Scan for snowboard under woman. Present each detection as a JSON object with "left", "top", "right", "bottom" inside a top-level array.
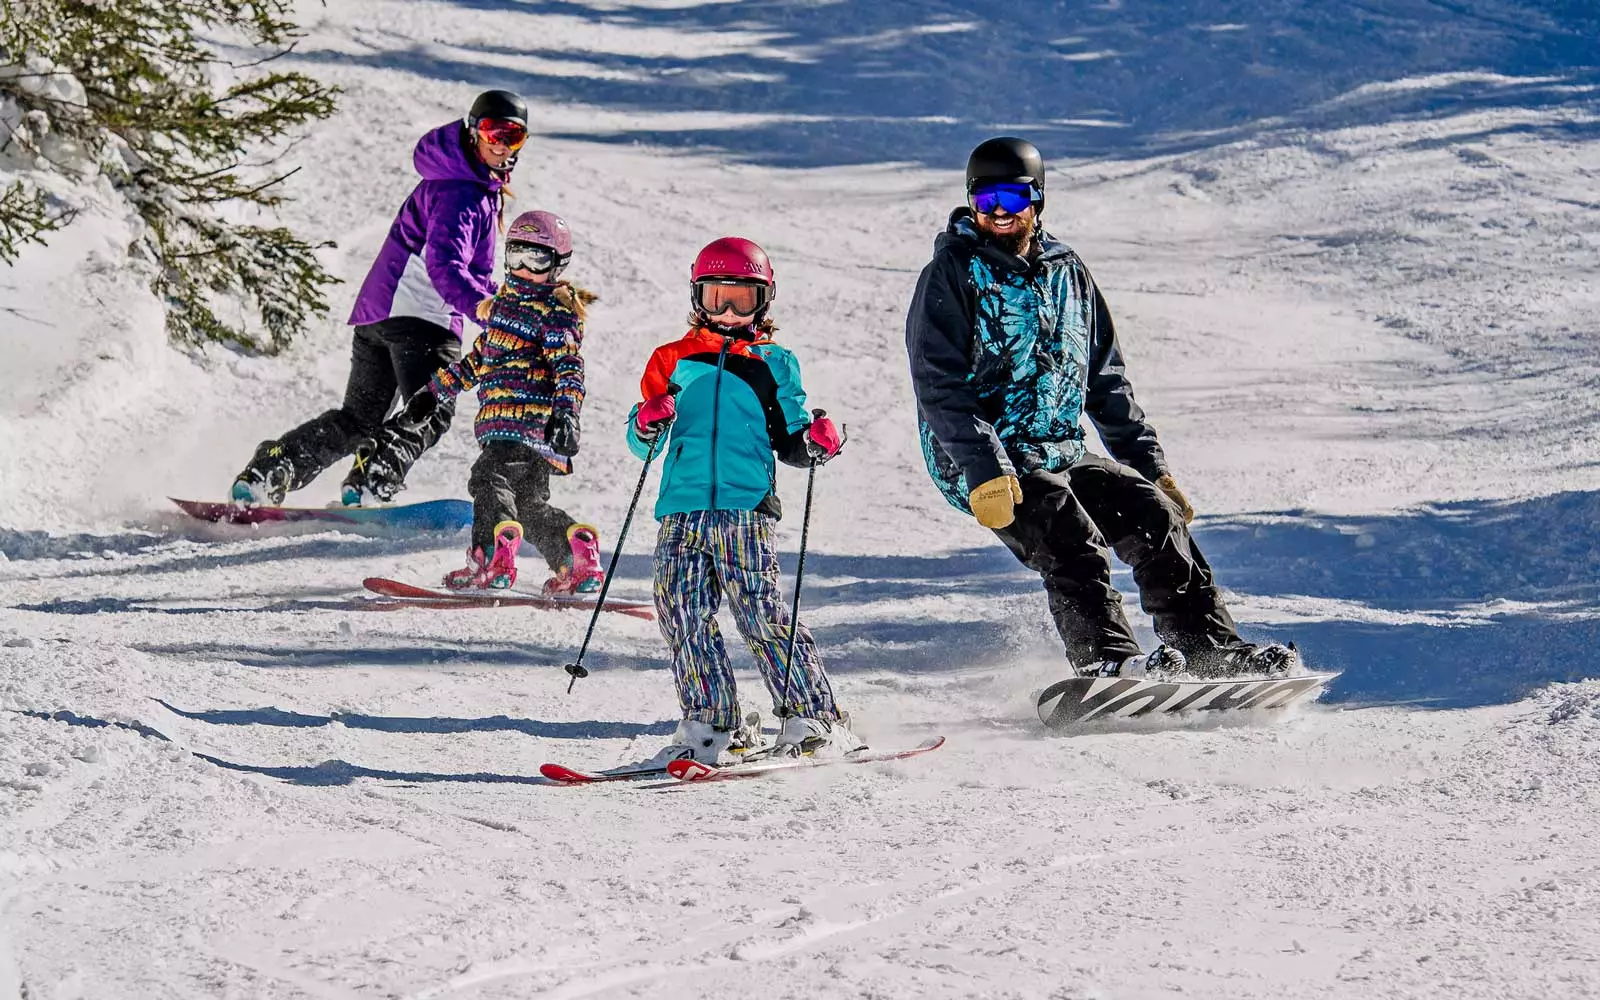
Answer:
[
  {"left": 368, "top": 210, "right": 605, "bottom": 594},
  {"left": 625, "top": 237, "right": 858, "bottom": 765}
]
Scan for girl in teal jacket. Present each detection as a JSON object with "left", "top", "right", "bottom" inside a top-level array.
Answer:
[{"left": 625, "top": 238, "right": 856, "bottom": 766}]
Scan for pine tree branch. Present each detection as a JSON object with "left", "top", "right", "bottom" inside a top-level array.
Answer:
[{"left": 7, "top": 0, "right": 342, "bottom": 353}]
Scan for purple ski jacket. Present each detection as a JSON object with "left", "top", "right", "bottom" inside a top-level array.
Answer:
[{"left": 348, "top": 122, "right": 503, "bottom": 338}]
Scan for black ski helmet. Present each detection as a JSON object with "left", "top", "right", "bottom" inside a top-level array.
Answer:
[
  {"left": 466, "top": 89, "right": 528, "bottom": 130},
  {"left": 966, "top": 136, "right": 1045, "bottom": 211}
]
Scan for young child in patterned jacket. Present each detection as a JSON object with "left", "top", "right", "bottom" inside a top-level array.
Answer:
[
  {"left": 367, "top": 210, "right": 604, "bottom": 593},
  {"left": 626, "top": 236, "right": 859, "bottom": 765}
]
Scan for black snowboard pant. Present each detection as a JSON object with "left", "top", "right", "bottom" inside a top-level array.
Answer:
[
  {"left": 992, "top": 455, "right": 1241, "bottom": 670},
  {"left": 469, "top": 440, "right": 578, "bottom": 572},
  {"left": 272, "top": 317, "right": 460, "bottom": 492}
]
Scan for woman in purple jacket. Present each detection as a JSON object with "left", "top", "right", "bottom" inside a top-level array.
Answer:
[{"left": 231, "top": 90, "right": 528, "bottom": 506}]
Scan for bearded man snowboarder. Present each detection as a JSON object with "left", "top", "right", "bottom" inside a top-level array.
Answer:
[{"left": 905, "top": 136, "right": 1297, "bottom": 679}]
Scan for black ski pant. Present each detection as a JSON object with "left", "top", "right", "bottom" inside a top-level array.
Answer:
[
  {"left": 991, "top": 455, "right": 1240, "bottom": 670},
  {"left": 469, "top": 440, "right": 578, "bottom": 571},
  {"left": 273, "top": 317, "right": 460, "bottom": 492}
]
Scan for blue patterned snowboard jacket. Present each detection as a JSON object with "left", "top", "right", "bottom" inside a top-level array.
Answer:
[{"left": 906, "top": 208, "right": 1168, "bottom": 514}]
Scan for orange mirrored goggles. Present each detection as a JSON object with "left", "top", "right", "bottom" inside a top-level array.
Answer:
[
  {"left": 475, "top": 118, "right": 528, "bottom": 152},
  {"left": 694, "top": 279, "right": 771, "bottom": 317}
]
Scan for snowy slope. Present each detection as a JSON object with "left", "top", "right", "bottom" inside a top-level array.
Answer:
[{"left": 3, "top": 0, "right": 1600, "bottom": 996}]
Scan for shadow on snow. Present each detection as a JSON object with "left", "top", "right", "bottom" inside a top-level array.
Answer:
[
  {"left": 11, "top": 493, "right": 1600, "bottom": 713},
  {"left": 153, "top": 698, "right": 677, "bottom": 740},
  {"left": 13, "top": 708, "right": 591, "bottom": 787},
  {"left": 1194, "top": 489, "right": 1600, "bottom": 709}
]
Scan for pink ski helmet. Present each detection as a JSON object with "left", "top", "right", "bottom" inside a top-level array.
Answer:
[
  {"left": 690, "top": 237, "right": 775, "bottom": 324},
  {"left": 506, "top": 210, "right": 572, "bottom": 255},
  {"left": 691, "top": 236, "right": 774, "bottom": 285}
]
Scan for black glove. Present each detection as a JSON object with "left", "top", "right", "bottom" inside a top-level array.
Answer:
[
  {"left": 545, "top": 408, "right": 580, "bottom": 457},
  {"left": 396, "top": 390, "right": 438, "bottom": 430}
]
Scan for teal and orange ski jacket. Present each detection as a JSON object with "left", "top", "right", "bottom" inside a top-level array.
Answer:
[{"left": 625, "top": 326, "right": 813, "bottom": 520}]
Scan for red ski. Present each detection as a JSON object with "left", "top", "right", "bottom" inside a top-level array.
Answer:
[
  {"left": 666, "top": 736, "right": 945, "bottom": 782},
  {"left": 363, "top": 577, "right": 654, "bottom": 621},
  {"left": 540, "top": 761, "right": 675, "bottom": 784}
]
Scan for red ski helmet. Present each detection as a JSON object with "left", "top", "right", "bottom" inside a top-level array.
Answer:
[{"left": 690, "top": 237, "right": 775, "bottom": 324}]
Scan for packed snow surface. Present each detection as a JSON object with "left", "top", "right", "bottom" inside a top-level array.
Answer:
[{"left": 3, "top": 0, "right": 1598, "bottom": 996}]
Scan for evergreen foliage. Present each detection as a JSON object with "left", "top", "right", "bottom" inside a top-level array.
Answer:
[{"left": 0, "top": 0, "right": 339, "bottom": 353}]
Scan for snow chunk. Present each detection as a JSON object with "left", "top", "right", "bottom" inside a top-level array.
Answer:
[{"left": 1542, "top": 681, "right": 1600, "bottom": 727}]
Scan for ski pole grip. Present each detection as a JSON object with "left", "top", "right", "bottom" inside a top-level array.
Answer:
[{"left": 807, "top": 408, "right": 846, "bottom": 457}]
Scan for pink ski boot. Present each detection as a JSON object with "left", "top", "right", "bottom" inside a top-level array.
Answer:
[
  {"left": 444, "top": 521, "right": 522, "bottom": 590},
  {"left": 543, "top": 523, "right": 604, "bottom": 595}
]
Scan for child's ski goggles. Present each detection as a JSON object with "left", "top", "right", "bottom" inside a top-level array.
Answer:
[
  {"left": 505, "top": 243, "right": 567, "bottom": 274},
  {"left": 475, "top": 117, "right": 528, "bottom": 152},
  {"left": 968, "top": 182, "right": 1038, "bottom": 216},
  {"left": 694, "top": 279, "right": 771, "bottom": 317}
]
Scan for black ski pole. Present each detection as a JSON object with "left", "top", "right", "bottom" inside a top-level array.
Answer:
[
  {"left": 774, "top": 409, "right": 835, "bottom": 718},
  {"left": 564, "top": 430, "right": 662, "bottom": 694}
]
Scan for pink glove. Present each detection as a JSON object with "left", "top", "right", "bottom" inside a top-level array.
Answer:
[
  {"left": 805, "top": 415, "right": 845, "bottom": 463},
  {"left": 635, "top": 393, "right": 676, "bottom": 438}
]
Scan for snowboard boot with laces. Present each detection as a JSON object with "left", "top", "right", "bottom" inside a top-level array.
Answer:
[
  {"left": 1189, "top": 641, "right": 1299, "bottom": 679},
  {"left": 773, "top": 712, "right": 866, "bottom": 758},
  {"left": 232, "top": 441, "right": 294, "bottom": 506},
  {"left": 544, "top": 524, "right": 604, "bottom": 595},
  {"left": 1076, "top": 644, "right": 1188, "bottom": 679},
  {"left": 443, "top": 521, "right": 523, "bottom": 590},
  {"left": 341, "top": 439, "right": 405, "bottom": 506}
]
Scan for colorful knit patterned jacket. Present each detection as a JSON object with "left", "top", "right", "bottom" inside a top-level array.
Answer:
[{"left": 429, "top": 274, "right": 592, "bottom": 472}]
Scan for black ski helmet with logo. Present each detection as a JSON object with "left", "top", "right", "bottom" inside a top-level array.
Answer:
[{"left": 965, "top": 136, "right": 1045, "bottom": 212}]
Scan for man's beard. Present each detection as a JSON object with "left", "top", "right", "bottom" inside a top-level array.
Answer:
[{"left": 981, "top": 215, "right": 1036, "bottom": 256}]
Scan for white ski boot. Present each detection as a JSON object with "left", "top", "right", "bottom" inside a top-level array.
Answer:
[
  {"left": 773, "top": 713, "right": 866, "bottom": 758},
  {"left": 643, "top": 719, "right": 733, "bottom": 767}
]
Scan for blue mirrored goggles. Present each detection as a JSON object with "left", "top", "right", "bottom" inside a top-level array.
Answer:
[{"left": 969, "top": 182, "right": 1039, "bottom": 216}]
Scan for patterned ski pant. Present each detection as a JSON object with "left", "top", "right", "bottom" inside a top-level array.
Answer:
[{"left": 654, "top": 510, "right": 840, "bottom": 730}]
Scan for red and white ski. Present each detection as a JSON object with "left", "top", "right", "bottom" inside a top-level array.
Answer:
[
  {"left": 666, "top": 736, "right": 946, "bottom": 783},
  {"left": 540, "top": 761, "right": 674, "bottom": 784},
  {"left": 541, "top": 740, "right": 784, "bottom": 785},
  {"left": 362, "top": 577, "right": 654, "bottom": 620}
]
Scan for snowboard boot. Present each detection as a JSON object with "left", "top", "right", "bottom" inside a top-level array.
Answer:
[
  {"left": 773, "top": 712, "right": 866, "bottom": 758},
  {"left": 443, "top": 521, "right": 523, "bottom": 590},
  {"left": 1188, "top": 641, "right": 1299, "bottom": 679},
  {"left": 642, "top": 719, "right": 733, "bottom": 767},
  {"left": 341, "top": 439, "right": 405, "bottom": 506},
  {"left": 232, "top": 441, "right": 294, "bottom": 506},
  {"left": 1076, "top": 644, "right": 1187, "bottom": 680},
  {"left": 543, "top": 523, "right": 604, "bottom": 595}
]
